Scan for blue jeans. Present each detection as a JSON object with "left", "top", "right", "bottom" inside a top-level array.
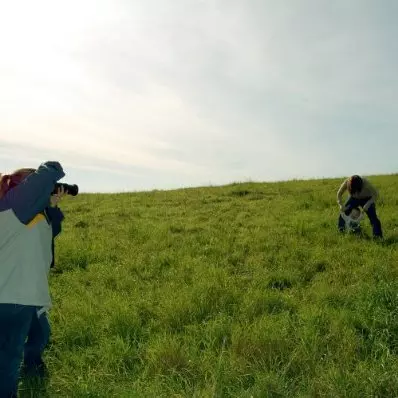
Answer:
[
  {"left": 338, "top": 196, "right": 383, "bottom": 237},
  {"left": 0, "top": 305, "right": 50, "bottom": 397},
  {"left": 24, "top": 310, "right": 50, "bottom": 369}
]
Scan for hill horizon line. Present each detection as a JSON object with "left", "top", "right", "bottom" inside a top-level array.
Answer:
[{"left": 76, "top": 171, "right": 398, "bottom": 195}]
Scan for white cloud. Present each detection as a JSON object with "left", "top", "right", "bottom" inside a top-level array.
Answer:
[{"left": 0, "top": 0, "right": 397, "bottom": 191}]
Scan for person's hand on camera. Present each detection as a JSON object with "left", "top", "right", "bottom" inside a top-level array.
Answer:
[{"left": 50, "top": 185, "right": 66, "bottom": 207}]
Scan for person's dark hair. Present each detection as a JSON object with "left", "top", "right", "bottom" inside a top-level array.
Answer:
[
  {"left": 348, "top": 175, "right": 363, "bottom": 195},
  {"left": 0, "top": 168, "right": 36, "bottom": 199}
]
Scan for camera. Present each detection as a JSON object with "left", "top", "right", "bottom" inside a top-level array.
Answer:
[{"left": 52, "top": 183, "right": 79, "bottom": 196}]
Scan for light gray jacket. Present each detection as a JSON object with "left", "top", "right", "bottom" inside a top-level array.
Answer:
[{"left": 0, "top": 161, "right": 65, "bottom": 309}]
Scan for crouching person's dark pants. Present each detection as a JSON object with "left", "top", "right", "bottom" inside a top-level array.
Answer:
[{"left": 338, "top": 196, "right": 383, "bottom": 237}]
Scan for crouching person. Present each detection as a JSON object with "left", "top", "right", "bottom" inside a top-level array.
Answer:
[
  {"left": 337, "top": 175, "right": 383, "bottom": 238},
  {"left": 0, "top": 161, "right": 66, "bottom": 397}
]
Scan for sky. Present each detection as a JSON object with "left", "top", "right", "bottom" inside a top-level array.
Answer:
[{"left": 0, "top": 0, "right": 397, "bottom": 192}]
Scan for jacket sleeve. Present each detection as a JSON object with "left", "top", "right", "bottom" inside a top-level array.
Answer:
[{"left": 4, "top": 161, "right": 65, "bottom": 224}]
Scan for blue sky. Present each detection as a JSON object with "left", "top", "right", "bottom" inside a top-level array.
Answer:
[{"left": 0, "top": 0, "right": 397, "bottom": 192}]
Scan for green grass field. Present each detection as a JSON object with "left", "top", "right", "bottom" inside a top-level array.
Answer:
[{"left": 20, "top": 175, "right": 398, "bottom": 397}]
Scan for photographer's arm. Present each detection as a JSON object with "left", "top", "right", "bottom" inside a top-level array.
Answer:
[
  {"left": 46, "top": 206, "right": 64, "bottom": 238},
  {"left": 5, "top": 161, "right": 65, "bottom": 224},
  {"left": 47, "top": 206, "right": 65, "bottom": 269}
]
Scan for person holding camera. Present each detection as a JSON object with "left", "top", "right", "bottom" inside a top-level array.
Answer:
[
  {"left": 337, "top": 175, "right": 383, "bottom": 238},
  {"left": 0, "top": 161, "right": 68, "bottom": 397}
]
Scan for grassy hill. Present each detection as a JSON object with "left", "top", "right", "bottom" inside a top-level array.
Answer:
[{"left": 20, "top": 175, "right": 398, "bottom": 397}]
